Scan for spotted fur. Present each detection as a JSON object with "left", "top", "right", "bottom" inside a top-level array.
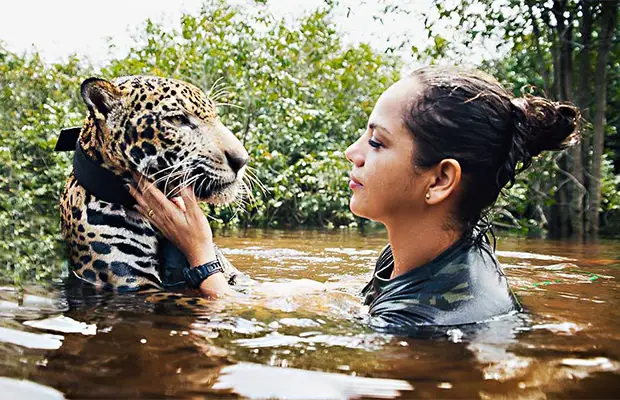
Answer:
[{"left": 59, "top": 76, "right": 249, "bottom": 291}]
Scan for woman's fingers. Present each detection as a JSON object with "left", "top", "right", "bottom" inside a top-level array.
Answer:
[
  {"left": 127, "top": 183, "right": 166, "bottom": 225},
  {"left": 128, "top": 174, "right": 170, "bottom": 221},
  {"left": 180, "top": 185, "right": 196, "bottom": 202},
  {"left": 135, "top": 203, "right": 161, "bottom": 229},
  {"left": 170, "top": 196, "right": 187, "bottom": 213},
  {"left": 180, "top": 186, "right": 201, "bottom": 215},
  {"left": 132, "top": 172, "right": 169, "bottom": 209},
  {"left": 128, "top": 173, "right": 197, "bottom": 226},
  {"left": 127, "top": 175, "right": 215, "bottom": 268}
]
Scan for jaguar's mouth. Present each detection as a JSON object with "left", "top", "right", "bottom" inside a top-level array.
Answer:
[
  {"left": 146, "top": 161, "right": 241, "bottom": 204},
  {"left": 149, "top": 175, "right": 237, "bottom": 204},
  {"left": 193, "top": 177, "right": 235, "bottom": 200}
]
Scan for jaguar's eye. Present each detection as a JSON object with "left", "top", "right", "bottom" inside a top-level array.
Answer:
[{"left": 163, "top": 114, "right": 192, "bottom": 127}]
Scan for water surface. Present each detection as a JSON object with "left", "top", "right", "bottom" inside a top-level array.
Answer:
[{"left": 1, "top": 229, "right": 618, "bottom": 399}]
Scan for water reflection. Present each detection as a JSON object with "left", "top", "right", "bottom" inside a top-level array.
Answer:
[
  {"left": 0, "top": 230, "right": 618, "bottom": 398},
  {"left": 212, "top": 362, "right": 413, "bottom": 399},
  {"left": 0, "top": 327, "right": 64, "bottom": 350},
  {"left": 0, "top": 376, "right": 64, "bottom": 400}
]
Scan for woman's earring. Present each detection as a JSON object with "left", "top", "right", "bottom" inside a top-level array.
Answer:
[{"left": 425, "top": 192, "right": 431, "bottom": 200}]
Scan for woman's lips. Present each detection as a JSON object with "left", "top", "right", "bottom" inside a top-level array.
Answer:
[{"left": 349, "top": 175, "right": 363, "bottom": 190}]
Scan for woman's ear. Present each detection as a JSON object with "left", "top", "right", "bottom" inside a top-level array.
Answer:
[{"left": 425, "top": 159, "right": 461, "bottom": 205}]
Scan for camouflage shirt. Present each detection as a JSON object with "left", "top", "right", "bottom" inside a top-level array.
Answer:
[{"left": 361, "top": 236, "right": 521, "bottom": 332}]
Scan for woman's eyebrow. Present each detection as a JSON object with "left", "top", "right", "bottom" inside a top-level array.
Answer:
[{"left": 368, "top": 122, "right": 392, "bottom": 136}]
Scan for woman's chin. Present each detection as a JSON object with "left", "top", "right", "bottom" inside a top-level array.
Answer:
[{"left": 349, "top": 198, "right": 370, "bottom": 219}]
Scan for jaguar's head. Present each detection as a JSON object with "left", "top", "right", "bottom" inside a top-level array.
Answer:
[{"left": 80, "top": 75, "right": 249, "bottom": 204}]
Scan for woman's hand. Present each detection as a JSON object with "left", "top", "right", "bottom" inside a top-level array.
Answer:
[
  {"left": 127, "top": 174, "right": 231, "bottom": 298},
  {"left": 128, "top": 173, "right": 215, "bottom": 265}
]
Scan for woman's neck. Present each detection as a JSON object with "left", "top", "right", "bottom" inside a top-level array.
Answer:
[{"left": 385, "top": 214, "right": 462, "bottom": 279}]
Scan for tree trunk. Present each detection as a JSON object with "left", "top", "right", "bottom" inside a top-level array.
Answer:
[
  {"left": 578, "top": 0, "right": 593, "bottom": 235},
  {"left": 553, "top": 0, "right": 573, "bottom": 102},
  {"left": 547, "top": 6, "right": 564, "bottom": 237},
  {"left": 588, "top": 0, "right": 619, "bottom": 236},
  {"left": 550, "top": 40, "right": 560, "bottom": 100},
  {"left": 551, "top": 0, "right": 580, "bottom": 238},
  {"left": 527, "top": 0, "right": 552, "bottom": 95},
  {"left": 565, "top": 0, "right": 596, "bottom": 240}
]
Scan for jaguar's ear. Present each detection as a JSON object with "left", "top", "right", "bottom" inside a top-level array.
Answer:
[{"left": 80, "top": 77, "right": 122, "bottom": 120}]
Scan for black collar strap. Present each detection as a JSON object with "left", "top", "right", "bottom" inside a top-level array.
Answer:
[{"left": 55, "top": 127, "right": 136, "bottom": 208}]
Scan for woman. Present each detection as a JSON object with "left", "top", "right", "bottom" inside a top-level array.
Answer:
[{"left": 128, "top": 66, "right": 580, "bottom": 332}]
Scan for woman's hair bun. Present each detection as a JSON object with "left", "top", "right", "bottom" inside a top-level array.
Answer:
[{"left": 510, "top": 95, "right": 581, "bottom": 160}]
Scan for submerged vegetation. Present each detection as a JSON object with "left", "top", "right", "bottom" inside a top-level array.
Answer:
[{"left": 1, "top": 0, "right": 618, "bottom": 283}]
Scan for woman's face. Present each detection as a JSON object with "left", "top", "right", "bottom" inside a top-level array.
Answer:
[{"left": 345, "top": 77, "right": 427, "bottom": 223}]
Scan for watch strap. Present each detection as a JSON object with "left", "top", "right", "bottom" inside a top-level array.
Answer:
[{"left": 183, "top": 260, "right": 223, "bottom": 289}]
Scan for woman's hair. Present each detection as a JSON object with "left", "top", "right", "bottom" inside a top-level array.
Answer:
[{"left": 404, "top": 66, "right": 581, "bottom": 234}]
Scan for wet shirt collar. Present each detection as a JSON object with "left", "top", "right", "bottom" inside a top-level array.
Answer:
[{"left": 368, "top": 235, "right": 474, "bottom": 299}]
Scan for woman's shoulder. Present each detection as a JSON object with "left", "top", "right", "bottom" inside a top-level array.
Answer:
[{"left": 366, "top": 238, "right": 521, "bottom": 331}]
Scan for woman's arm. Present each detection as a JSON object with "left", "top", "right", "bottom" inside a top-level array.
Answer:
[{"left": 127, "top": 174, "right": 231, "bottom": 298}]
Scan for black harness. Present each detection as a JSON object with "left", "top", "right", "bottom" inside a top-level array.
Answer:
[{"left": 55, "top": 127, "right": 135, "bottom": 207}]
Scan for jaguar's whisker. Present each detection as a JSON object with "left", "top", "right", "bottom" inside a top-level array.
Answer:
[
  {"left": 241, "top": 177, "right": 257, "bottom": 205},
  {"left": 150, "top": 159, "right": 190, "bottom": 177},
  {"left": 207, "top": 76, "right": 225, "bottom": 98},
  {"left": 244, "top": 169, "right": 267, "bottom": 195},
  {"left": 161, "top": 160, "right": 193, "bottom": 195},
  {"left": 151, "top": 162, "right": 189, "bottom": 184},
  {"left": 198, "top": 175, "right": 212, "bottom": 197},
  {"left": 149, "top": 158, "right": 193, "bottom": 192},
  {"left": 161, "top": 168, "right": 186, "bottom": 195},
  {"left": 215, "top": 102, "right": 244, "bottom": 110},
  {"left": 210, "top": 87, "right": 230, "bottom": 102},
  {"left": 169, "top": 175, "right": 200, "bottom": 198},
  {"left": 176, "top": 164, "right": 197, "bottom": 196}
]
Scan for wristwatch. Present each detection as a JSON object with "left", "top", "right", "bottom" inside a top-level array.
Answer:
[{"left": 183, "top": 260, "right": 223, "bottom": 289}]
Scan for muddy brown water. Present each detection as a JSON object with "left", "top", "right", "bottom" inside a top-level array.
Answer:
[{"left": 0, "top": 229, "right": 618, "bottom": 399}]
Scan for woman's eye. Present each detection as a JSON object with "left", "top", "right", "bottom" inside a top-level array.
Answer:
[
  {"left": 164, "top": 114, "right": 191, "bottom": 127},
  {"left": 368, "top": 137, "right": 383, "bottom": 149}
]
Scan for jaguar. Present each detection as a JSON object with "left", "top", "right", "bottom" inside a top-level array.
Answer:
[{"left": 59, "top": 75, "right": 249, "bottom": 292}]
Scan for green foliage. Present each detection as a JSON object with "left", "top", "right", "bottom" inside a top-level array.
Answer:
[{"left": 0, "top": 46, "right": 90, "bottom": 283}]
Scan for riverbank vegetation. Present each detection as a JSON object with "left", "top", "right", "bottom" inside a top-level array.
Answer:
[{"left": 1, "top": 0, "right": 618, "bottom": 283}]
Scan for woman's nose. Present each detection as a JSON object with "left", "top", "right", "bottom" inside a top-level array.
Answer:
[{"left": 345, "top": 139, "right": 364, "bottom": 167}]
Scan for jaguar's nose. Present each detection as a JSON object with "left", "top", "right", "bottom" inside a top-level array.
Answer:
[{"left": 225, "top": 151, "right": 249, "bottom": 175}]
